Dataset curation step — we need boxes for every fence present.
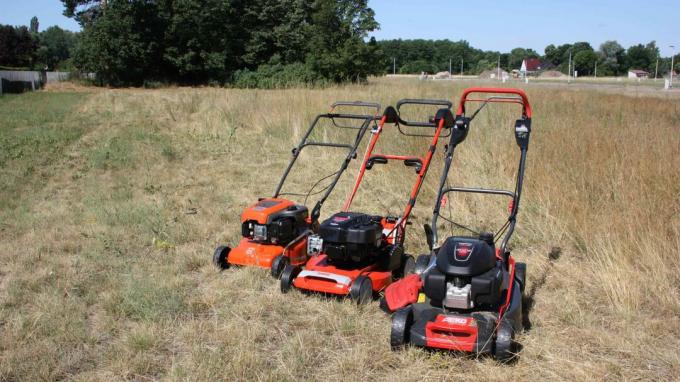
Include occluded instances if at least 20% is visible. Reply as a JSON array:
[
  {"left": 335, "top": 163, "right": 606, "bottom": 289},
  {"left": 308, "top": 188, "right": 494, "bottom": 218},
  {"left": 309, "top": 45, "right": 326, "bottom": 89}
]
[{"left": 0, "top": 71, "right": 96, "bottom": 95}]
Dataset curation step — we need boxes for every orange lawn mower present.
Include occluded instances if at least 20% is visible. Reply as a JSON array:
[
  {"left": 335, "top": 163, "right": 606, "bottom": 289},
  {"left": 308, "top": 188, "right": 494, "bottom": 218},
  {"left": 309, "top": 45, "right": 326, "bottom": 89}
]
[
  {"left": 213, "top": 101, "right": 381, "bottom": 278},
  {"left": 279, "top": 99, "right": 455, "bottom": 304},
  {"left": 381, "top": 88, "right": 532, "bottom": 362}
]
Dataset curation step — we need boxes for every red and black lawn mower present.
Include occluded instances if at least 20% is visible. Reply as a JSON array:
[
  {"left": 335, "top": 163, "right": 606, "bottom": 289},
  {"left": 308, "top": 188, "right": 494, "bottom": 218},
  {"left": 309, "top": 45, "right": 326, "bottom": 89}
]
[
  {"left": 382, "top": 88, "right": 532, "bottom": 362},
  {"left": 213, "top": 101, "right": 381, "bottom": 278},
  {"left": 279, "top": 99, "right": 455, "bottom": 303}
]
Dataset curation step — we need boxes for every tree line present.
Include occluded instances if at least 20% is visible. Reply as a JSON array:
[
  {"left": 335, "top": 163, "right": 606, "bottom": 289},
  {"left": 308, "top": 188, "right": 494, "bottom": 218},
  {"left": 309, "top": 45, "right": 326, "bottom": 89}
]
[
  {"left": 0, "top": 17, "right": 78, "bottom": 71},
  {"left": 2, "top": 1, "right": 679, "bottom": 86},
  {"left": 379, "top": 39, "right": 678, "bottom": 77},
  {"left": 58, "top": 0, "right": 382, "bottom": 87}
]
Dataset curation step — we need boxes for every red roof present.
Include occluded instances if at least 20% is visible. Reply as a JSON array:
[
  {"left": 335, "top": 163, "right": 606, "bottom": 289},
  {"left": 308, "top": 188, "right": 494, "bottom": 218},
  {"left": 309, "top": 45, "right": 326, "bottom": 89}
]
[{"left": 524, "top": 58, "right": 542, "bottom": 71}]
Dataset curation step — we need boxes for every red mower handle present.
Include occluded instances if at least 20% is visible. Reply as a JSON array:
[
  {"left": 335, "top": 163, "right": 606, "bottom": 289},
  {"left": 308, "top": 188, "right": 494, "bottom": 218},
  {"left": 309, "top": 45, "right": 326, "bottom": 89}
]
[{"left": 457, "top": 87, "right": 532, "bottom": 119}]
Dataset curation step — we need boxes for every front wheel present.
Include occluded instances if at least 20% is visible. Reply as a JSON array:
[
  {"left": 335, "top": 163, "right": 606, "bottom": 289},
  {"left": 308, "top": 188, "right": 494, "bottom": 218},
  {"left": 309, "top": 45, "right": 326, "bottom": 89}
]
[
  {"left": 494, "top": 320, "right": 518, "bottom": 363},
  {"left": 280, "top": 264, "right": 301, "bottom": 294},
  {"left": 349, "top": 275, "right": 373, "bottom": 305},
  {"left": 390, "top": 306, "right": 414, "bottom": 349},
  {"left": 213, "top": 246, "right": 230, "bottom": 270}
]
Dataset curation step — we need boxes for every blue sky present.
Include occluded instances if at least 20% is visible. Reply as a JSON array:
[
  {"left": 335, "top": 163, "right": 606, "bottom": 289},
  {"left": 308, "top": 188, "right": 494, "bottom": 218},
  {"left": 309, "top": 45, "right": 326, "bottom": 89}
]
[{"left": 1, "top": 0, "right": 678, "bottom": 56}]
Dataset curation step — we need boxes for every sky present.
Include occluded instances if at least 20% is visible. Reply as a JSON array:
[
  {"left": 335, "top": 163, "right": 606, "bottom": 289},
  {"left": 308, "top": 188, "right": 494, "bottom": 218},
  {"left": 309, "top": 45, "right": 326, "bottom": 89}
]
[{"left": 0, "top": 0, "right": 678, "bottom": 56}]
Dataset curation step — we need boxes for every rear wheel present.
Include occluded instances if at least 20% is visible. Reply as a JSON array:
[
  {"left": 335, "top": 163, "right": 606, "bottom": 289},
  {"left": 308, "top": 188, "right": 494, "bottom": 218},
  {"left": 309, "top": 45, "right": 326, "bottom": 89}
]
[
  {"left": 515, "top": 262, "right": 527, "bottom": 294},
  {"left": 280, "top": 264, "right": 301, "bottom": 293},
  {"left": 390, "top": 306, "right": 414, "bottom": 349},
  {"left": 270, "top": 254, "right": 289, "bottom": 279},
  {"left": 415, "top": 254, "right": 431, "bottom": 275},
  {"left": 213, "top": 246, "right": 230, "bottom": 270},
  {"left": 401, "top": 255, "right": 416, "bottom": 277},
  {"left": 350, "top": 275, "right": 373, "bottom": 305}
]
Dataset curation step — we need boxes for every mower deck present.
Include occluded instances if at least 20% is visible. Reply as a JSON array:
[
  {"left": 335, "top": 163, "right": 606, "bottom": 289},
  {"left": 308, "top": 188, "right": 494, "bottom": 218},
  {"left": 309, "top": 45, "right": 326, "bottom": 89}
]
[{"left": 291, "top": 254, "right": 393, "bottom": 295}]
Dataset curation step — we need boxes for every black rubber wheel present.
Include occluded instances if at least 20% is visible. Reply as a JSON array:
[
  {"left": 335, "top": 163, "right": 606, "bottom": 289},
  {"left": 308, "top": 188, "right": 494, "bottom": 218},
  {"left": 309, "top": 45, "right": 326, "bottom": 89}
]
[
  {"left": 213, "top": 245, "right": 230, "bottom": 270},
  {"left": 402, "top": 255, "right": 416, "bottom": 277},
  {"left": 280, "top": 264, "right": 301, "bottom": 294},
  {"left": 414, "top": 254, "right": 431, "bottom": 275},
  {"left": 349, "top": 275, "right": 373, "bottom": 305},
  {"left": 390, "top": 306, "right": 414, "bottom": 350},
  {"left": 515, "top": 262, "right": 527, "bottom": 294},
  {"left": 493, "top": 320, "right": 517, "bottom": 363},
  {"left": 270, "top": 254, "right": 289, "bottom": 279}
]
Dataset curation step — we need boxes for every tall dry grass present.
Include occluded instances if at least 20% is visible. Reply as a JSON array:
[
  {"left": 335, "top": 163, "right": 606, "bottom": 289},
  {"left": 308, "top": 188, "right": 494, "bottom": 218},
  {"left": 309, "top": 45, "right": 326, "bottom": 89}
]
[{"left": 0, "top": 78, "right": 678, "bottom": 380}]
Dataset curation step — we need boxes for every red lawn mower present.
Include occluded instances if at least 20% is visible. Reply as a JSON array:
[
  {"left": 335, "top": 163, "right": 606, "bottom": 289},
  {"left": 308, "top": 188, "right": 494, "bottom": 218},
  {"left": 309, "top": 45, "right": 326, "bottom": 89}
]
[
  {"left": 280, "top": 99, "right": 455, "bottom": 303},
  {"left": 213, "top": 102, "right": 380, "bottom": 278},
  {"left": 382, "top": 88, "right": 532, "bottom": 362}
]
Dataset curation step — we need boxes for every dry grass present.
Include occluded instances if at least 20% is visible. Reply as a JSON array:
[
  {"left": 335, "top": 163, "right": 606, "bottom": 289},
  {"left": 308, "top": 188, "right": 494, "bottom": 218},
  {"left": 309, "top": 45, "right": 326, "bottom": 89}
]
[{"left": 0, "top": 78, "right": 678, "bottom": 381}]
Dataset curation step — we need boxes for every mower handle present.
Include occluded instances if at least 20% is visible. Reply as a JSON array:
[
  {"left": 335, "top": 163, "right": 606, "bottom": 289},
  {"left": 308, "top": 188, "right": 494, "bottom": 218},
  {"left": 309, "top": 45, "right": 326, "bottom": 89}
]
[
  {"left": 457, "top": 87, "right": 532, "bottom": 119},
  {"left": 396, "top": 98, "right": 453, "bottom": 110},
  {"left": 330, "top": 101, "right": 381, "bottom": 115},
  {"left": 394, "top": 99, "right": 452, "bottom": 128}
]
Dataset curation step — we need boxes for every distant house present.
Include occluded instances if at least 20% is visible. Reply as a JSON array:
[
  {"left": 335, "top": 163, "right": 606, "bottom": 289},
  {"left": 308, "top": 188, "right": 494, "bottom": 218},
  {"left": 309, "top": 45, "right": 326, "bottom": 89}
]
[
  {"left": 519, "top": 58, "right": 545, "bottom": 76},
  {"left": 628, "top": 69, "right": 649, "bottom": 79}
]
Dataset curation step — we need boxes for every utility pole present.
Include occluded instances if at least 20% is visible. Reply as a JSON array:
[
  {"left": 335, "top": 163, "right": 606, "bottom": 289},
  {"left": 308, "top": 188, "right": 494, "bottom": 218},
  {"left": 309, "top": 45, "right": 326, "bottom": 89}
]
[
  {"left": 567, "top": 50, "right": 572, "bottom": 84},
  {"left": 497, "top": 55, "right": 501, "bottom": 81},
  {"left": 393, "top": 57, "right": 396, "bottom": 75},
  {"left": 449, "top": 58, "right": 452, "bottom": 74},
  {"left": 594, "top": 61, "right": 597, "bottom": 78},
  {"left": 460, "top": 58, "right": 464, "bottom": 79},
  {"left": 670, "top": 45, "right": 675, "bottom": 88},
  {"left": 654, "top": 58, "right": 659, "bottom": 80}
]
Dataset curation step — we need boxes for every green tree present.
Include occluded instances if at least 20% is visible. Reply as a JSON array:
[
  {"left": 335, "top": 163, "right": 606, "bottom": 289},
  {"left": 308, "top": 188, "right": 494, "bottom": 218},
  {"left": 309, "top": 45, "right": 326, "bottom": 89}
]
[
  {"left": 160, "top": 0, "right": 244, "bottom": 84},
  {"left": 30, "top": 16, "right": 39, "bottom": 33},
  {"left": 303, "top": 0, "right": 381, "bottom": 82},
  {"left": 598, "top": 40, "right": 626, "bottom": 76},
  {"left": 573, "top": 50, "right": 598, "bottom": 76},
  {"left": 509, "top": 47, "right": 538, "bottom": 70},
  {"left": 35, "top": 26, "right": 78, "bottom": 70},
  {"left": 626, "top": 41, "right": 658, "bottom": 72},
  {"left": 73, "top": 0, "right": 164, "bottom": 85},
  {"left": 0, "top": 25, "right": 37, "bottom": 68}
]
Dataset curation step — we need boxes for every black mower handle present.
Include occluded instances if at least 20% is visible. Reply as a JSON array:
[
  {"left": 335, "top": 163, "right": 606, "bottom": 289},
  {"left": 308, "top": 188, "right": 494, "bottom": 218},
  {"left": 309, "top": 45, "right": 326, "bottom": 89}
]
[
  {"left": 394, "top": 99, "right": 453, "bottom": 128},
  {"left": 396, "top": 98, "right": 453, "bottom": 110},
  {"left": 330, "top": 101, "right": 381, "bottom": 115}
]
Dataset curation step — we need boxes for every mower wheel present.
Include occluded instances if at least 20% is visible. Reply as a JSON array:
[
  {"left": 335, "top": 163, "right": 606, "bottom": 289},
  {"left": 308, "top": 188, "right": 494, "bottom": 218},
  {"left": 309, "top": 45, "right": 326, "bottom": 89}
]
[
  {"left": 414, "top": 254, "right": 431, "bottom": 275},
  {"left": 280, "top": 264, "right": 301, "bottom": 294},
  {"left": 401, "top": 255, "right": 416, "bottom": 277},
  {"left": 350, "top": 276, "right": 373, "bottom": 305},
  {"left": 515, "top": 262, "right": 527, "bottom": 294},
  {"left": 213, "top": 246, "right": 230, "bottom": 270},
  {"left": 493, "top": 320, "right": 517, "bottom": 363},
  {"left": 390, "top": 306, "right": 413, "bottom": 349},
  {"left": 270, "top": 254, "right": 289, "bottom": 279}
]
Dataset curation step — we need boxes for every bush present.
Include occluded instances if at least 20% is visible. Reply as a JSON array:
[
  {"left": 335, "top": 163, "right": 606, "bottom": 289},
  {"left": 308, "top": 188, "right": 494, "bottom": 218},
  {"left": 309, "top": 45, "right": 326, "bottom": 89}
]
[{"left": 232, "top": 62, "right": 327, "bottom": 89}]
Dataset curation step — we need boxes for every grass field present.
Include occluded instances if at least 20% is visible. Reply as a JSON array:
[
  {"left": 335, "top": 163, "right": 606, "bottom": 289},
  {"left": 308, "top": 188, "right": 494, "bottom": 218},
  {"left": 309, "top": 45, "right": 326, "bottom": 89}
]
[{"left": 0, "top": 79, "right": 678, "bottom": 381}]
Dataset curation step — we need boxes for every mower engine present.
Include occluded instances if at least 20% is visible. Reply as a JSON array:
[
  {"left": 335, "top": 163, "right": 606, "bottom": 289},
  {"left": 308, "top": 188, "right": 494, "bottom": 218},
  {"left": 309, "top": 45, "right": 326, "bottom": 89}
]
[
  {"left": 424, "top": 233, "right": 503, "bottom": 311},
  {"left": 311, "top": 212, "right": 384, "bottom": 265},
  {"left": 241, "top": 198, "right": 309, "bottom": 246}
]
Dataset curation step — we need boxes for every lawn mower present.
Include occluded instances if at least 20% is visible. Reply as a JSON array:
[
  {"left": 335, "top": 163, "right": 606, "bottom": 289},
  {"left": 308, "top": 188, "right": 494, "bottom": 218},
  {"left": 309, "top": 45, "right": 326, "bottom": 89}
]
[
  {"left": 382, "top": 88, "right": 532, "bottom": 362},
  {"left": 213, "top": 101, "right": 381, "bottom": 278},
  {"left": 280, "top": 99, "right": 455, "bottom": 304}
]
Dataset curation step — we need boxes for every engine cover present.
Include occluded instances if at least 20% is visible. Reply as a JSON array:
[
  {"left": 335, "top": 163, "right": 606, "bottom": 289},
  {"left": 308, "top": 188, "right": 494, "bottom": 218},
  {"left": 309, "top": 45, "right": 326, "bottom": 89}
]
[
  {"left": 435, "top": 236, "right": 496, "bottom": 277},
  {"left": 319, "top": 212, "right": 383, "bottom": 264},
  {"left": 241, "top": 198, "right": 309, "bottom": 245}
]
